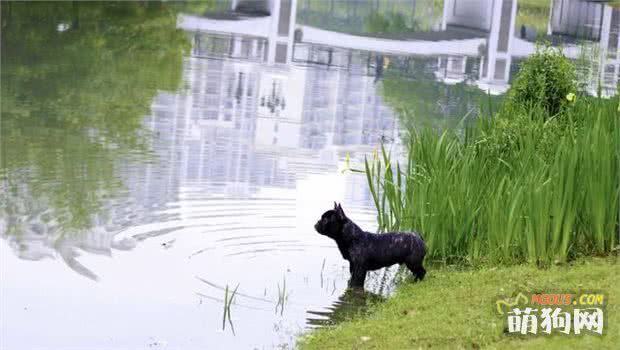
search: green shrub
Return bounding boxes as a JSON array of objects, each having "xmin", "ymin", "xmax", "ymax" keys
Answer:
[
  {"xmin": 509, "ymin": 43, "xmax": 576, "ymax": 117},
  {"xmin": 479, "ymin": 104, "xmax": 565, "ymax": 163},
  {"xmin": 364, "ymin": 12, "xmax": 414, "ymax": 33}
]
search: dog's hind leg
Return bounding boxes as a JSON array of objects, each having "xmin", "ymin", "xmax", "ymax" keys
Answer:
[
  {"xmin": 414, "ymin": 266, "xmax": 426, "ymax": 281},
  {"xmin": 348, "ymin": 265, "xmax": 367, "ymax": 288},
  {"xmin": 405, "ymin": 258, "xmax": 426, "ymax": 282}
]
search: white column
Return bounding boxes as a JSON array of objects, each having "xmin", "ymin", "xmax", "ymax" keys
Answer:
[
  {"xmin": 267, "ymin": 0, "xmax": 281, "ymax": 64},
  {"xmin": 484, "ymin": 0, "xmax": 517, "ymax": 83},
  {"xmin": 251, "ymin": 38, "xmax": 258, "ymax": 59},
  {"xmin": 546, "ymin": 0, "xmax": 555, "ymax": 35},
  {"xmin": 441, "ymin": 0, "xmax": 453, "ymax": 31},
  {"xmin": 598, "ymin": 6, "xmax": 612, "ymax": 93},
  {"xmin": 501, "ymin": 0, "xmax": 518, "ymax": 82},
  {"xmin": 484, "ymin": 0, "xmax": 503, "ymax": 81},
  {"xmin": 267, "ymin": 0, "xmax": 298, "ymax": 64},
  {"xmin": 285, "ymin": 0, "xmax": 298, "ymax": 64}
]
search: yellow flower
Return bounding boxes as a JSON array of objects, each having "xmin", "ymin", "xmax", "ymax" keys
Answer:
[{"xmin": 566, "ymin": 92, "xmax": 576, "ymax": 103}]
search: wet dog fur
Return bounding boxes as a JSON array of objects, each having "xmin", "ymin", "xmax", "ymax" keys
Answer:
[{"xmin": 314, "ymin": 203, "xmax": 426, "ymax": 288}]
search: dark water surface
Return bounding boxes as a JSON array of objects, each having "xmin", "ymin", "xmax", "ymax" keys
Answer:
[{"xmin": 1, "ymin": 1, "xmax": 618, "ymax": 349}]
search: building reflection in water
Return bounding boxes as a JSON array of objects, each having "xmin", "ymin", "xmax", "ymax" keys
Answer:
[
  {"xmin": 2, "ymin": 0, "xmax": 618, "ymax": 281},
  {"xmin": 293, "ymin": 0, "xmax": 619, "ymax": 96},
  {"xmin": 0, "ymin": 33, "xmax": 400, "ymax": 279}
]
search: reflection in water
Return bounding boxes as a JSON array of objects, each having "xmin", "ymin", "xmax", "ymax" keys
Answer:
[
  {"xmin": 1, "ymin": 1, "xmax": 619, "ymax": 349},
  {"xmin": 306, "ymin": 288, "xmax": 385, "ymax": 327},
  {"xmin": 0, "ymin": 1, "xmax": 191, "ymax": 279},
  {"xmin": 295, "ymin": 0, "xmax": 619, "ymax": 97},
  {"xmin": 1, "ymin": 2, "xmax": 398, "ymax": 348}
]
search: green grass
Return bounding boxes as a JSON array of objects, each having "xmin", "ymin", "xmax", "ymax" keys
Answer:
[
  {"xmin": 365, "ymin": 94, "xmax": 619, "ymax": 266},
  {"xmin": 299, "ymin": 257, "xmax": 619, "ymax": 350}
]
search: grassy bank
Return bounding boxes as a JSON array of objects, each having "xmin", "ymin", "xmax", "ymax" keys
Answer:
[{"xmin": 299, "ymin": 257, "xmax": 619, "ymax": 349}]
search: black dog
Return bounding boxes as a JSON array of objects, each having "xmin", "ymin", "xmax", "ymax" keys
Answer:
[{"xmin": 315, "ymin": 203, "xmax": 426, "ymax": 288}]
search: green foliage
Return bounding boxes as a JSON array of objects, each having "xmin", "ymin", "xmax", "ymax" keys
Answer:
[
  {"xmin": 365, "ymin": 94, "xmax": 619, "ymax": 266},
  {"xmin": 367, "ymin": 44, "xmax": 617, "ymax": 267},
  {"xmin": 479, "ymin": 104, "xmax": 565, "ymax": 162},
  {"xmin": 0, "ymin": 1, "xmax": 196, "ymax": 232},
  {"xmin": 364, "ymin": 12, "xmax": 414, "ymax": 33},
  {"xmin": 508, "ymin": 43, "xmax": 577, "ymax": 117},
  {"xmin": 364, "ymin": 12, "xmax": 390, "ymax": 33}
]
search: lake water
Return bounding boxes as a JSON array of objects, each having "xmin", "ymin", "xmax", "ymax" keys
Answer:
[{"xmin": 1, "ymin": 1, "xmax": 618, "ymax": 349}]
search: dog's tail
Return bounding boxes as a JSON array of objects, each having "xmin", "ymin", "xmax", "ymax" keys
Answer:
[{"xmin": 414, "ymin": 231, "xmax": 427, "ymax": 256}]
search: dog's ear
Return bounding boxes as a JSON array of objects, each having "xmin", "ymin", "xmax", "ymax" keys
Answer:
[
  {"xmin": 333, "ymin": 201, "xmax": 338, "ymax": 210},
  {"xmin": 336, "ymin": 203, "xmax": 346, "ymax": 220}
]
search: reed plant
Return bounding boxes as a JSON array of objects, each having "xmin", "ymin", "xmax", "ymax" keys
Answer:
[{"xmin": 366, "ymin": 94, "xmax": 619, "ymax": 266}]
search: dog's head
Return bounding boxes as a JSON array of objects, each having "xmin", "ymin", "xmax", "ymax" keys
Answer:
[{"xmin": 314, "ymin": 202, "xmax": 347, "ymax": 239}]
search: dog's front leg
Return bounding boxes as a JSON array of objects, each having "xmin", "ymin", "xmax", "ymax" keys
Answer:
[{"xmin": 348, "ymin": 264, "xmax": 367, "ymax": 288}]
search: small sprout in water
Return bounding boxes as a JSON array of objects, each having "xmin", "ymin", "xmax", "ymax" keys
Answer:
[
  {"xmin": 275, "ymin": 275, "xmax": 289, "ymax": 316},
  {"xmin": 341, "ymin": 152, "xmax": 365, "ymax": 173},
  {"xmin": 341, "ymin": 152, "xmax": 352, "ymax": 173},
  {"xmin": 222, "ymin": 283, "xmax": 239, "ymax": 335}
]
